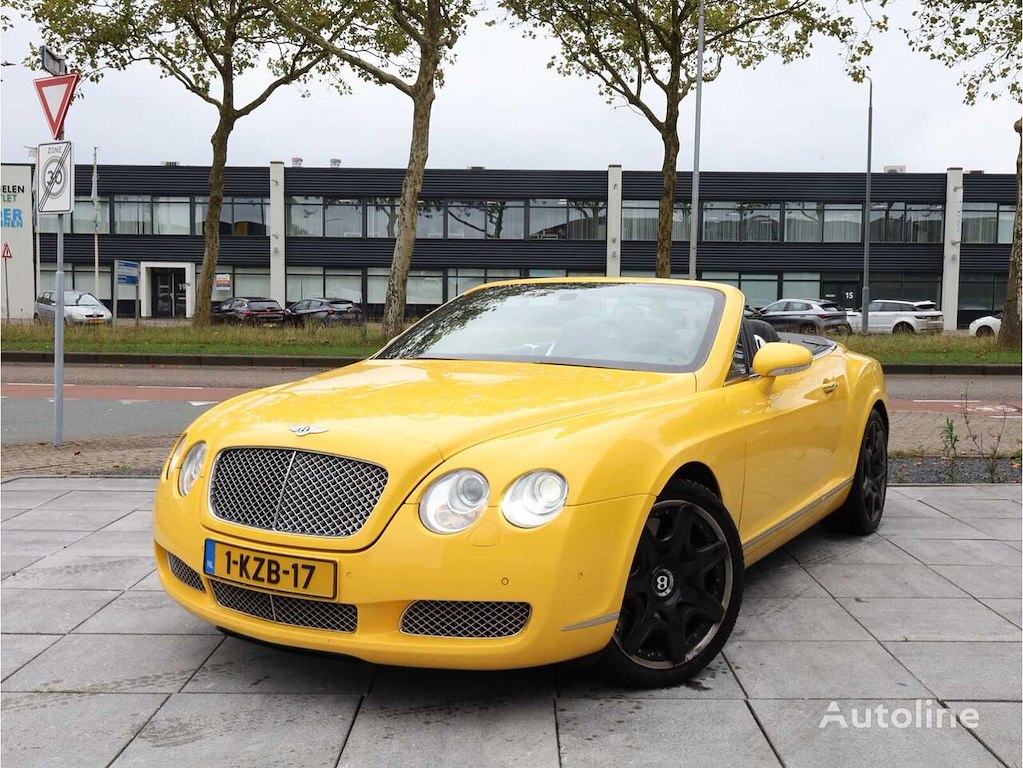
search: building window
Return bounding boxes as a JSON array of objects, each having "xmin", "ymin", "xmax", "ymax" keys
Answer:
[
  {"xmin": 622, "ymin": 200, "xmax": 659, "ymax": 241},
  {"xmin": 529, "ymin": 198, "xmax": 568, "ymax": 240},
  {"xmin": 286, "ymin": 266, "xmax": 324, "ymax": 302},
  {"xmin": 782, "ymin": 272, "xmax": 821, "ymax": 299},
  {"xmin": 416, "ymin": 202, "xmax": 445, "ymax": 239},
  {"xmin": 325, "ymin": 198, "xmax": 362, "ymax": 237},
  {"xmin": 407, "ymin": 270, "xmax": 444, "ymax": 304},
  {"xmin": 153, "ymin": 196, "xmax": 191, "ymax": 235},
  {"xmin": 447, "ymin": 200, "xmax": 524, "ymax": 239},
  {"xmin": 367, "ymin": 267, "xmax": 390, "ymax": 302},
  {"xmin": 869, "ymin": 202, "xmax": 919, "ymax": 243},
  {"xmin": 287, "ymin": 196, "xmax": 324, "ymax": 237},
  {"xmin": 567, "ymin": 201, "xmax": 606, "ymax": 240},
  {"xmin": 869, "ymin": 273, "xmax": 941, "ymax": 304},
  {"xmin": 786, "ymin": 203, "xmax": 862, "ymax": 242},
  {"xmin": 824, "ymin": 204, "xmax": 862, "ymax": 242},
  {"xmin": 962, "ymin": 202, "xmax": 1014, "ymax": 244},
  {"xmin": 702, "ymin": 202, "xmax": 740, "ymax": 241},
  {"xmin": 448, "ymin": 268, "xmax": 485, "ymax": 295},
  {"xmin": 740, "ymin": 203, "xmax": 781, "ymax": 242},
  {"xmin": 325, "ymin": 269, "xmax": 363, "ymax": 302},
  {"xmin": 367, "ymin": 198, "xmax": 398, "ymax": 238},
  {"xmin": 113, "ymin": 195, "xmax": 153, "ymax": 234},
  {"xmin": 71, "ymin": 197, "xmax": 111, "ymax": 235},
  {"xmin": 905, "ymin": 204, "xmax": 943, "ymax": 243},
  {"xmin": 960, "ymin": 273, "xmax": 1007, "ymax": 310},
  {"xmin": 234, "ymin": 267, "xmax": 271, "ymax": 297},
  {"xmin": 195, "ymin": 197, "xmax": 269, "ymax": 236}
]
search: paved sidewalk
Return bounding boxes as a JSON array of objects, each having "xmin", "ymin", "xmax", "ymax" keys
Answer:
[{"xmin": 1, "ymin": 479, "xmax": 1021, "ymax": 768}]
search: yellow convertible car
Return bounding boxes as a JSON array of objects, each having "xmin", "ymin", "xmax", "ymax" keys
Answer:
[{"xmin": 154, "ymin": 278, "xmax": 888, "ymax": 687}]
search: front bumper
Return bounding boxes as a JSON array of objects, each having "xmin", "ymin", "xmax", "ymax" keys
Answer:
[{"xmin": 154, "ymin": 485, "xmax": 651, "ymax": 670}]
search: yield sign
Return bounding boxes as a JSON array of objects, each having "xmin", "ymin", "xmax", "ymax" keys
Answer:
[{"xmin": 34, "ymin": 73, "xmax": 80, "ymax": 140}]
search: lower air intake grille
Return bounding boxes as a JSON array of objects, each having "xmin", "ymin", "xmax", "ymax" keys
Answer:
[
  {"xmin": 168, "ymin": 553, "xmax": 206, "ymax": 593},
  {"xmin": 400, "ymin": 600, "xmax": 531, "ymax": 638},
  {"xmin": 210, "ymin": 580, "xmax": 357, "ymax": 633}
]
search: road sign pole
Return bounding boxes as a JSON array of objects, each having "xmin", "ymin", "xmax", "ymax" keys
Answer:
[
  {"xmin": 112, "ymin": 260, "xmax": 119, "ymax": 326},
  {"xmin": 3, "ymin": 258, "xmax": 9, "ymax": 323},
  {"xmin": 54, "ymin": 209, "xmax": 65, "ymax": 445}
]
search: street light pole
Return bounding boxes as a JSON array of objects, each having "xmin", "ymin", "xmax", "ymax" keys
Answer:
[
  {"xmin": 862, "ymin": 76, "xmax": 873, "ymax": 334},
  {"xmin": 688, "ymin": 0, "xmax": 706, "ymax": 280}
]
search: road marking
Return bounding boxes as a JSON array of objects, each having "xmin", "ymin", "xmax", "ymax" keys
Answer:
[
  {"xmin": 139, "ymin": 385, "xmax": 202, "ymax": 390},
  {"xmin": 189, "ymin": 401, "xmax": 216, "ymax": 406}
]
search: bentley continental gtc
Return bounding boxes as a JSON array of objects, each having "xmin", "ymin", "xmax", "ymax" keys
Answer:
[{"xmin": 154, "ymin": 279, "xmax": 888, "ymax": 687}]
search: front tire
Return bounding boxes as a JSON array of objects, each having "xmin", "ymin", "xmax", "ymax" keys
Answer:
[
  {"xmin": 600, "ymin": 481, "xmax": 743, "ymax": 688},
  {"xmin": 825, "ymin": 409, "xmax": 888, "ymax": 535},
  {"xmin": 893, "ymin": 322, "xmax": 915, "ymax": 334}
]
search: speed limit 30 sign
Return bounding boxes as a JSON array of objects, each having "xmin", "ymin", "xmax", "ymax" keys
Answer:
[{"xmin": 36, "ymin": 141, "xmax": 74, "ymax": 215}]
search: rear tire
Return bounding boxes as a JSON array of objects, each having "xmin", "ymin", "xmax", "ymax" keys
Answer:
[
  {"xmin": 824, "ymin": 409, "xmax": 888, "ymax": 535},
  {"xmin": 976, "ymin": 326, "xmax": 994, "ymax": 337},
  {"xmin": 600, "ymin": 481, "xmax": 743, "ymax": 688},
  {"xmin": 893, "ymin": 322, "xmax": 914, "ymax": 334},
  {"xmin": 798, "ymin": 322, "xmax": 817, "ymax": 334}
]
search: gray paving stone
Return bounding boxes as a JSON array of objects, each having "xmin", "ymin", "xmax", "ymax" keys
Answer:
[
  {"xmin": 1, "ymin": 554, "xmax": 44, "ymax": 578},
  {"xmin": 876, "ymin": 517, "xmax": 993, "ymax": 540},
  {"xmin": 343, "ymin": 693, "xmax": 559, "ymax": 768},
  {"xmin": 1, "ymin": 588, "xmax": 120, "ymax": 634},
  {"xmin": 732, "ymin": 598, "xmax": 872, "ymax": 641},
  {"xmin": 102, "ymin": 509, "xmax": 154, "ymax": 532},
  {"xmin": 931, "ymin": 499, "xmax": 1023, "ymax": 519},
  {"xmin": 745, "ymin": 551, "xmax": 831, "ymax": 598},
  {"xmin": 887, "ymin": 538, "xmax": 1023, "ymax": 566},
  {"xmin": 837, "ymin": 598, "xmax": 1019, "ymax": 641},
  {"xmin": 558, "ymin": 655, "xmax": 745, "ymax": 699},
  {"xmin": 948, "ymin": 701, "xmax": 1023, "ymax": 768},
  {"xmin": 1, "ymin": 634, "xmax": 60, "ymax": 679},
  {"xmin": 977, "ymin": 485, "xmax": 1023, "ymax": 501},
  {"xmin": 751, "ymin": 699, "xmax": 1001, "ymax": 768},
  {"xmin": 74, "ymin": 590, "xmax": 221, "ymax": 635},
  {"xmin": 725, "ymin": 641, "xmax": 931, "ymax": 699},
  {"xmin": 979, "ymin": 598, "xmax": 1022, "ymax": 628},
  {"xmin": 87, "ymin": 478, "xmax": 159, "ymax": 492},
  {"xmin": 111, "ymin": 693, "xmax": 358, "ymax": 768},
  {"xmin": 900, "ymin": 486, "xmax": 1007, "ymax": 501},
  {"xmin": 882, "ymin": 496, "xmax": 949, "ymax": 517},
  {"xmin": 130, "ymin": 570, "xmax": 163, "ymax": 590},
  {"xmin": 0, "ymin": 488, "xmax": 74, "ymax": 509},
  {"xmin": 806, "ymin": 563, "xmax": 969, "ymax": 597},
  {"xmin": 371, "ymin": 665, "xmax": 555, "ymax": 700},
  {"xmin": 0, "ymin": 529, "xmax": 90, "ymax": 557},
  {"xmin": 556, "ymin": 699, "xmax": 779, "ymax": 768},
  {"xmin": 885, "ymin": 641, "xmax": 1022, "ymax": 700},
  {"xmin": 932, "ymin": 565, "xmax": 1023, "ymax": 598},
  {"xmin": 183, "ymin": 637, "xmax": 373, "ymax": 694},
  {"xmin": 2, "ymin": 554, "xmax": 155, "ymax": 590},
  {"xmin": 1, "ymin": 477, "xmax": 102, "ymax": 491},
  {"xmin": 4, "ymin": 633, "xmax": 222, "ymax": 693},
  {"xmin": 1, "ymin": 507, "xmax": 30, "ymax": 522},
  {"xmin": 963, "ymin": 517, "xmax": 1023, "ymax": 541},
  {"xmin": 785, "ymin": 530, "xmax": 917, "ymax": 565},
  {"xmin": 32, "ymin": 490, "xmax": 155, "ymax": 510},
  {"xmin": 1, "ymin": 692, "xmax": 166, "ymax": 768},
  {"xmin": 61, "ymin": 529, "xmax": 154, "ymax": 558},
  {"xmin": 2, "ymin": 505, "xmax": 137, "ymax": 531}
]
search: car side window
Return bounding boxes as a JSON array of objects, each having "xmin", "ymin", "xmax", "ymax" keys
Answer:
[
  {"xmin": 729, "ymin": 325, "xmax": 757, "ymax": 381},
  {"xmin": 790, "ymin": 301, "xmax": 810, "ymax": 312}
]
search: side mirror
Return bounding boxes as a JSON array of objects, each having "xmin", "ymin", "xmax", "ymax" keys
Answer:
[{"xmin": 752, "ymin": 342, "xmax": 813, "ymax": 378}]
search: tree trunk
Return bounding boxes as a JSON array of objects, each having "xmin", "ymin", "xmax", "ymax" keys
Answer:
[
  {"xmin": 194, "ymin": 116, "xmax": 233, "ymax": 327},
  {"xmin": 382, "ymin": 78, "xmax": 436, "ymax": 339},
  {"xmin": 656, "ymin": 95, "xmax": 681, "ymax": 278},
  {"xmin": 997, "ymin": 117, "xmax": 1022, "ymax": 350}
]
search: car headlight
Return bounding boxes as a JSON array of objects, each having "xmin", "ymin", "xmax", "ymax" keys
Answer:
[
  {"xmin": 165, "ymin": 432, "xmax": 188, "ymax": 479},
  {"xmin": 178, "ymin": 441, "xmax": 208, "ymax": 496},
  {"xmin": 501, "ymin": 470, "xmax": 569, "ymax": 528},
  {"xmin": 419, "ymin": 470, "xmax": 489, "ymax": 534}
]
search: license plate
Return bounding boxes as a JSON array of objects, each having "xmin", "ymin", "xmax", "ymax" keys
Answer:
[
  {"xmin": 88, "ymin": 318, "xmax": 104, "ymax": 324},
  {"xmin": 203, "ymin": 540, "xmax": 337, "ymax": 598}
]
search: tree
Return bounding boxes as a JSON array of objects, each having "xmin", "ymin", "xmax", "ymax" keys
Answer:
[
  {"xmin": 11, "ymin": 0, "xmax": 352, "ymax": 325},
  {"xmin": 502, "ymin": 0, "xmax": 868, "ymax": 278},
  {"xmin": 270, "ymin": 0, "xmax": 475, "ymax": 338},
  {"xmin": 898, "ymin": 0, "xmax": 1021, "ymax": 348}
]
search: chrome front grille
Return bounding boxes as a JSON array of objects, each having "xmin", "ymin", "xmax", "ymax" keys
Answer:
[
  {"xmin": 167, "ymin": 552, "xmax": 206, "ymax": 593},
  {"xmin": 210, "ymin": 448, "xmax": 388, "ymax": 538},
  {"xmin": 210, "ymin": 580, "xmax": 357, "ymax": 632},
  {"xmin": 400, "ymin": 600, "xmax": 531, "ymax": 638}
]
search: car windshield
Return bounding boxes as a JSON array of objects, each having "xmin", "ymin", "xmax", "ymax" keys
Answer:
[
  {"xmin": 66, "ymin": 292, "xmax": 103, "ymax": 307},
  {"xmin": 377, "ymin": 282, "xmax": 726, "ymax": 373},
  {"xmin": 249, "ymin": 301, "xmax": 281, "ymax": 311}
]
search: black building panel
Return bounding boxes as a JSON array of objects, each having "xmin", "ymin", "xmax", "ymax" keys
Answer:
[
  {"xmin": 962, "ymin": 172, "xmax": 1016, "ymax": 203},
  {"xmin": 41, "ymin": 234, "xmax": 268, "ymax": 266},
  {"xmin": 961, "ymin": 245, "xmax": 1012, "ymax": 272},
  {"xmin": 72, "ymin": 165, "xmax": 269, "ymax": 197}
]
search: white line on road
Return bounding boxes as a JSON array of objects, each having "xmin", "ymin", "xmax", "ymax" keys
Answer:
[{"xmin": 188, "ymin": 401, "xmax": 216, "ymax": 406}]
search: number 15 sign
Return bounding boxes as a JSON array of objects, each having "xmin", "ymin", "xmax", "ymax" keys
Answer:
[{"xmin": 36, "ymin": 141, "xmax": 74, "ymax": 215}]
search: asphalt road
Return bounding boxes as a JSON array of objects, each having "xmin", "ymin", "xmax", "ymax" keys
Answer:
[{"xmin": 1, "ymin": 363, "xmax": 1020, "ymax": 447}]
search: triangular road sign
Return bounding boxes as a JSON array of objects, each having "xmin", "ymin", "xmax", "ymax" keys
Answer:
[
  {"xmin": 34, "ymin": 73, "xmax": 80, "ymax": 140},
  {"xmin": 2, "ymin": 242, "xmax": 12, "ymax": 260}
]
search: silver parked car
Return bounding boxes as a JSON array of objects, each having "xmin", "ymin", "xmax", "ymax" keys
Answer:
[
  {"xmin": 758, "ymin": 298, "xmax": 852, "ymax": 335},
  {"xmin": 33, "ymin": 290, "xmax": 113, "ymax": 326},
  {"xmin": 847, "ymin": 300, "xmax": 944, "ymax": 334}
]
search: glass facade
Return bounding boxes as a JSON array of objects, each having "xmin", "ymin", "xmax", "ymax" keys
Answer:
[
  {"xmin": 785, "ymin": 203, "xmax": 862, "ymax": 243},
  {"xmin": 962, "ymin": 203, "xmax": 1016, "ymax": 244}
]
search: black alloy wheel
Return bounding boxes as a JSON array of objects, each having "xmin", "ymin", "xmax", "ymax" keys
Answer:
[
  {"xmin": 825, "ymin": 408, "xmax": 888, "ymax": 535},
  {"xmin": 601, "ymin": 481, "xmax": 743, "ymax": 688},
  {"xmin": 976, "ymin": 326, "xmax": 994, "ymax": 337},
  {"xmin": 893, "ymin": 322, "xmax": 915, "ymax": 334}
]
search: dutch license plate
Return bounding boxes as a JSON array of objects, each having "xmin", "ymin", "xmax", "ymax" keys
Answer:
[
  {"xmin": 88, "ymin": 318, "xmax": 104, "ymax": 324},
  {"xmin": 203, "ymin": 540, "xmax": 337, "ymax": 598}
]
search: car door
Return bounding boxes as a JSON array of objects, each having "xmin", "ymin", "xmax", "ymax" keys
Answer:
[
  {"xmin": 866, "ymin": 301, "xmax": 889, "ymax": 332},
  {"xmin": 724, "ymin": 324, "xmax": 850, "ymax": 546}
]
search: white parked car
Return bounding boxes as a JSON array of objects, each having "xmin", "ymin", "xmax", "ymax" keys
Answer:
[
  {"xmin": 847, "ymin": 300, "xmax": 944, "ymax": 334},
  {"xmin": 968, "ymin": 313, "xmax": 1002, "ymax": 337},
  {"xmin": 33, "ymin": 290, "xmax": 113, "ymax": 326}
]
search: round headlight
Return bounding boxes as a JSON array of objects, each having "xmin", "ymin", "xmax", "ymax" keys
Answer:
[
  {"xmin": 165, "ymin": 432, "xmax": 188, "ymax": 479},
  {"xmin": 501, "ymin": 470, "xmax": 569, "ymax": 528},
  {"xmin": 178, "ymin": 441, "xmax": 208, "ymax": 496},
  {"xmin": 419, "ymin": 470, "xmax": 489, "ymax": 534}
]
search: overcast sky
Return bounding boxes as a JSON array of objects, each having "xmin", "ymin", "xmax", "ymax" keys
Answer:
[{"xmin": 1, "ymin": 6, "xmax": 1018, "ymax": 175}]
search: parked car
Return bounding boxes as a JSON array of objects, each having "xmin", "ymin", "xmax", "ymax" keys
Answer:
[
  {"xmin": 758, "ymin": 298, "xmax": 852, "ymax": 335},
  {"xmin": 33, "ymin": 290, "xmax": 112, "ymax": 326},
  {"xmin": 968, "ymin": 312, "xmax": 1002, "ymax": 337},
  {"xmin": 211, "ymin": 297, "xmax": 285, "ymax": 326},
  {"xmin": 156, "ymin": 278, "xmax": 888, "ymax": 688},
  {"xmin": 847, "ymin": 300, "xmax": 944, "ymax": 334},
  {"xmin": 285, "ymin": 297, "xmax": 364, "ymax": 326}
]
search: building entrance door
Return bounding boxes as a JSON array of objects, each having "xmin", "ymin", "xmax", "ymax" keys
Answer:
[
  {"xmin": 150, "ymin": 268, "xmax": 187, "ymax": 318},
  {"xmin": 821, "ymin": 279, "xmax": 861, "ymax": 310}
]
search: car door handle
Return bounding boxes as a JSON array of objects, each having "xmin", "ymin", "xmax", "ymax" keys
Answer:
[{"xmin": 822, "ymin": 379, "xmax": 839, "ymax": 394}]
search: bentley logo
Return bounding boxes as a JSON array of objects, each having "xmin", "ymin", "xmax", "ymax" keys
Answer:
[{"xmin": 289, "ymin": 424, "xmax": 328, "ymax": 436}]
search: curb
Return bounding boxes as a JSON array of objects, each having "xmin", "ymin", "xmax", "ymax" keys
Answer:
[{"xmin": 2, "ymin": 351, "xmax": 1020, "ymax": 375}]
